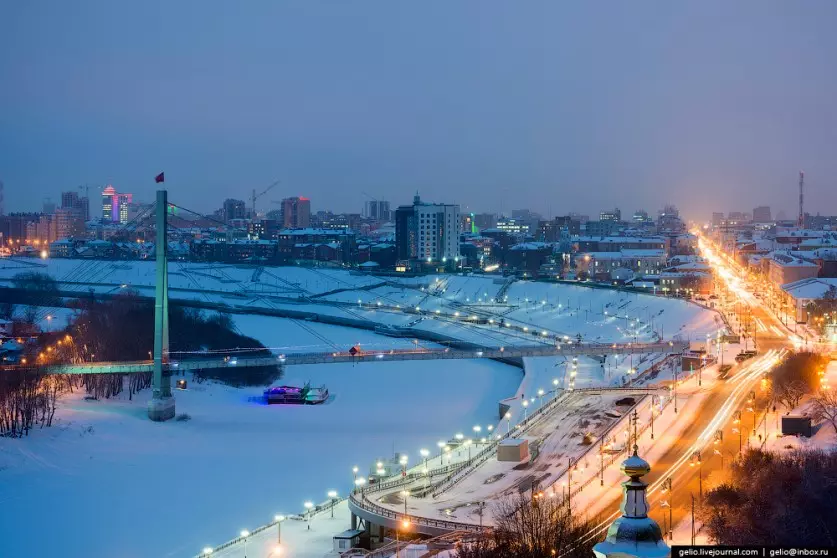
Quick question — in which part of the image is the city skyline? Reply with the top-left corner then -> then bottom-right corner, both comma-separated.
3,1 -> 837,219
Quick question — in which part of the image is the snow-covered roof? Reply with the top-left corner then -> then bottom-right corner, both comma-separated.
510,242 -> 549,251
620,249 -> 666,257
771,253 -> 817,267
782,277 -> 837,300
577,236 -> 665,244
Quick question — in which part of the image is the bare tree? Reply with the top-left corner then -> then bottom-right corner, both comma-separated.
811,389 -> 837,435
455,493 -> 597,558
774,380 -> 807,412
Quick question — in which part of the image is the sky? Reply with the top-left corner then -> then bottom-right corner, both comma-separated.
1,1 -> 836,221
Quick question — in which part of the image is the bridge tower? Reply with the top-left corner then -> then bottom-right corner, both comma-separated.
148,189 -> 176,421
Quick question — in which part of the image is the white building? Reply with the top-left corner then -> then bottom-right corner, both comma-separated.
395,194 -> 460,263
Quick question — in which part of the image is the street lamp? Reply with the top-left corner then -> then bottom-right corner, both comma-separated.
304,501 -> 314,530
352,466 -> 358,488
202,547 -> 213,556
465,438 -> 473,460
240,530 -> 250,558
660,477 -> 673,541
690,451 -> 702,500
505,411 -> 512,434
473,425 -> 482,440
274,515 -> 285,543
328,490 -> 338,518
401,490 -> 409,515
538,388 -> 545,407
734,410 -> 743,452
522,399 -> 529,419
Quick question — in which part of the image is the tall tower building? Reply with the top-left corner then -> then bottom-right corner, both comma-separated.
102,185 -> 116,222
281,196 -> 311,228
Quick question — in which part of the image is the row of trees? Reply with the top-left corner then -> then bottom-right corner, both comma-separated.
700,449 -> 837,545
0,371 -> 72,437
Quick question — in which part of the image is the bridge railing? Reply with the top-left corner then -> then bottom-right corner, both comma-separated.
348,491 -> 484,533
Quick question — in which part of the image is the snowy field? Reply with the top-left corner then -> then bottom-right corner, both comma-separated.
0,316 -> 521,558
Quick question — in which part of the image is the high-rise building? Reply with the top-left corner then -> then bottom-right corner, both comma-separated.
364,200 -> 391,222
712,212 -> 725,226
102,186 -> 116,222
395,194 -> 460,262
116,193 -> 132,224
632,210 -> 651,224
281,196 -> 311,228
753,206 -> 772,223
600,208 -> 622,222
222,199 -> 247,223
472,213 -> 497,231
55,207 -> 85,239
43,198 -> 56,215
62,190 -> 90,221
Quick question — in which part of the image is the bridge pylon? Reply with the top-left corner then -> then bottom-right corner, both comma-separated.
148,189 -> 175,421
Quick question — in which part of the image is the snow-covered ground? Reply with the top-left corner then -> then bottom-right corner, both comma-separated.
0,316 -> 520,558
0,260 -> 724,557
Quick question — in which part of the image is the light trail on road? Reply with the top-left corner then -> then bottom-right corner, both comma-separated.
574,348 -> 786,547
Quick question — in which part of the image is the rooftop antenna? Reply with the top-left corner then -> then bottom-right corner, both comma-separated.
797,170 -> 805,228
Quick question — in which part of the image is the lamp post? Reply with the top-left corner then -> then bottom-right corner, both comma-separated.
673,366 -> 679,413
465,439 -> 473,460
401,490 -> 409,516
714,429 -> 724,468
600,437 -> 605,486
650,395 -> 658,439
202,547 -> 213,556
522,399 -> 529,420
538,388 -> 545,408
328,490 -> 338,518
473,425 -> 481,441
352,466 -> 358,490
240,530 -> 249,558
505,411 -> 512,434
734,410 -> 743,452
304,501 -> 314,530
661,477 -> 673,541
274,515 -> 285,543
420,448 -> 430,488
690,451 -> 702,500
566,456 -> 578,514
553,378 -> 560,399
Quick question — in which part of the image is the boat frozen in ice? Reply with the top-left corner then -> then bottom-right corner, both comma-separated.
263,382 -> 329,405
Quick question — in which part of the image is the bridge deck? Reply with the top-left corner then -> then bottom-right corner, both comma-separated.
19,341 -> 686,375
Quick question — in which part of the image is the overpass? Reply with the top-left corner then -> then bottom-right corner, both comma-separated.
19,340 -> 688,375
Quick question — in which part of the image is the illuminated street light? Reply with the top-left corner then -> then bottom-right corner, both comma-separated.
240,530 -> 249,558
328,490 -> 338,518
304,501 -> 314,530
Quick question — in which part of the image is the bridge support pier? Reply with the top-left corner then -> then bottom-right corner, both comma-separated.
148,189 -> 175,422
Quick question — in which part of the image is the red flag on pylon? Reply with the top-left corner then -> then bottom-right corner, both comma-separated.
155,172 -> 165,183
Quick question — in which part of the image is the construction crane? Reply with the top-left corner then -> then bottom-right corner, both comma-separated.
251,180 -> 281,218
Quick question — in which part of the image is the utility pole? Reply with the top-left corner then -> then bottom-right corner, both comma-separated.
691,493 -> 696,544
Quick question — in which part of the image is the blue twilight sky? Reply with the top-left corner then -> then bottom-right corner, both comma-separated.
1,1 -> 836,220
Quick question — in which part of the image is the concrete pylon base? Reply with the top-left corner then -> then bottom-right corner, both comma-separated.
148,396 -> 176,422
